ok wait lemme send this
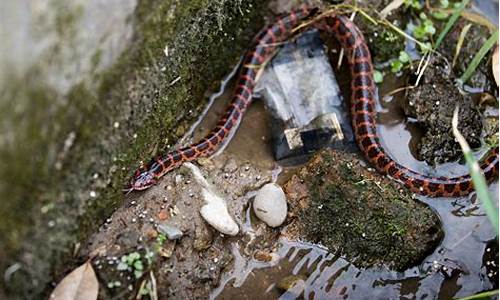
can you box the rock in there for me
[158,209,169,221]
[158,224,183,240]
[199,194,239,236]
[283,150,443,270]
[253,183,287,227]
[184,162,239,236]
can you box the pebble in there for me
[158,210,169,221]
[158,224,183,240]
[253,183,287,227]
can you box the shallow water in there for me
[180,33,498,299]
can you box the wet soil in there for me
[83,156,273,299]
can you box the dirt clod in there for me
[405,61,483,165]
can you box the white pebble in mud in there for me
[253,183,287,227]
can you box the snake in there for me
[124,6,499,197]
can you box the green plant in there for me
[390,51,412,73]
[117,252,144,279]
[404,0,422,10]
[414,13,437,39]
[458,29,499,84]
[373,70,384,83]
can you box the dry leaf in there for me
[380,0,404,19]
[50,261,98,300]
[492,45,499,86]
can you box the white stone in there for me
[184,162,239,236]
[253,183,287,227]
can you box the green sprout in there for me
[373,70,384,83]
[403,0,422,10]
[432,0,451,19]
[390,51,412,73]
[413,13,436,40]
[117,252,144,279]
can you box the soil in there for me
[404,59,483,165]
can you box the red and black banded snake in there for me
[124,6,499,197]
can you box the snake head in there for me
[124,170,157,193]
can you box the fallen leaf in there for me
[50,261,98,300]
[493,45,499,86]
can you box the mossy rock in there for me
[284,150,443,271]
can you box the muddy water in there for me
[178,41,498,298]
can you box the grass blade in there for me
[455,289,499,300]
[452,107,499,235]
[435,0,470,49]
[459,29,499,84]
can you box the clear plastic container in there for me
[255,29,354,165]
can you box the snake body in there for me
[126,7,499,197]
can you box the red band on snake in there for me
[125,7,499,197]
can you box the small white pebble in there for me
[133,133,138,139]
[113,121,120,128]
[90,191,97,198]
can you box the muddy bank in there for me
[0,0,270,298]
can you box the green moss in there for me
[297,151,442,270]
[1,0,269,298]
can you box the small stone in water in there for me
[158,224,183,240]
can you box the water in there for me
[183,43,498,300]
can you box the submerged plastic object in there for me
[255,29,354,165]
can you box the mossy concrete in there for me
[284,150,443,271]
[0,0,268,298]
